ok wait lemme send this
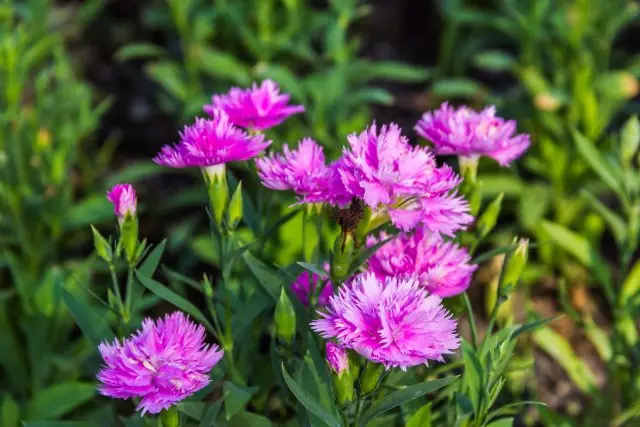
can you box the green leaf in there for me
[474,50,516,72]
[360,376,459,425]
[406,402,432,427]
[231,292,273,336]
[23,423,97,427]
[432,78,483,98]
[135,272,215,332]
[227,411,273,427]
[64,195,113,231]
[26,382,95,420]
[1,395,19,427]
[242,252,282,301]
[223,382,259,420]
[260,64,308,104]
[511,315,562,341]
[61,286,115,346]
[345,88,394,106]
[199,401,223,427]
[115,43,166,61]
[348,234,396,276]
[573,130,623,195]
[580,189,626,245]
[486,418,514,427]
[138,239,167,277]
[461,340,483,415]
[350,60,431,83]
[532,326,597,393]
[621,260,640,306]
[106,162,165,186]
[281,364,342,427]
[147,62,187,100]
[196,47,251,85]
[540,221,613,298]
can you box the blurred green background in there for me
[1,0,639,426]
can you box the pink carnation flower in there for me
[256,138,351,206]
[153,110,271,169]
[326,342,349,376]
[106,183,137,223]
[290,266,334,307]
[415,102,530,166]
[97,312,223,415]
[367,229,477,298]
[205,79,305,130]
[339,123,473,235]
[312,273,460,370]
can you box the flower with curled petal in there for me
[153,110,271,170]
[205,79,305,130]
[367,229,477,298]
[415,102,530,166]
[256,138,351,206]
[338,122,472,235]
[311,273,460,370]
[97,312,223,415]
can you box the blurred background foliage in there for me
[0,0,639,426]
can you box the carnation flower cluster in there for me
[98,81,530,414]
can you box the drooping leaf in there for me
[223,382,259,420]
[60,286,115,346]
[360,376,459,425]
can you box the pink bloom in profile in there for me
[106,183,137,222]
[290,266,334,307]
[339,123,473,235]
[205,79,305,130]
[153,110,270,169]
[415,102,530,166]
[312,273,459,370]
[367,229,477,298]
[97,312,223,415]
[326,342,349,376]
[256,138,351,206]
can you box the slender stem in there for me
[124,266,134,323]
[109,264,123,312]
[351,394,364,427]
[462,292,478,349]
[483,296,503,350]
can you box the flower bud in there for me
[620,116,640,167]
[330,233,355,284]
[274,287,296,344]
[476,193,503,240]
[360,360,385,395]
[326,343,354,406]
[107,184,139,264]
[534,92,562,112]
[160,406,179,427]
[202,275,214,299]
[500,238,529,296]
[227,181,243,230]
[203,164,228,227]
[91,225,112,262]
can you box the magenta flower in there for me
[415,102,530,166]
[153,110,271,169]
[256,138,351,206]
[205,79,305,130]
[339,123,473,235]
[97,312,223,415]
[311,273,460,370]
[326,342,349,376]
[367,229,477,298]
[290,266,334,307]
[106,183,137,223]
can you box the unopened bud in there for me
[36,128,51,150]
[360,361,385,395]
[203,164,228,227]
[330,233,355,284]
[227,181,243,230]
[107,183,140,265]
[620,116,640,167]
[91,225,112,262]
[326,343,354,406]
[203,275,214,298]
[476,193,503,240]
[274,287,296,344]
[534,92,562,112]
[500,238,529,295]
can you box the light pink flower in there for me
[339,123,472,235]
[311,273,460,370]
[326,342,349,376]
[256,138,351,206]
[97,312,223,415]
[367,229,477,298]
[153,110,270,168]
[415,102,530,166]
[205,79,305,130]
[290,265,334,307]
[106,183,137,222]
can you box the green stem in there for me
[351,394,364,427]
[124,266,134,323]
[482,296,503,351]
[109,264,124,313]
[462,292,478,349]
[159,406,179,427]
